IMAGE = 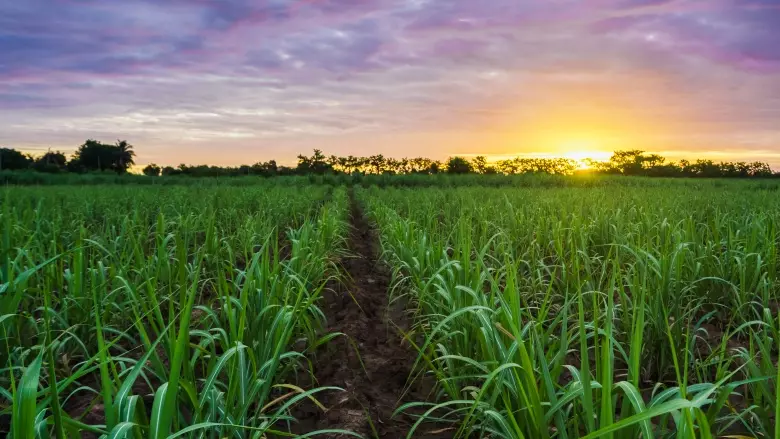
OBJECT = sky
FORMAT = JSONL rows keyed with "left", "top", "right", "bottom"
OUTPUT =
{"left": 2, "top": 0, "right": 780, "bottom": 167}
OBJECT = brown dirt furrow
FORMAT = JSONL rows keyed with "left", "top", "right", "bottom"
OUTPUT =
{"left": 293, "top": 190, "right": 454, "bottom": 439}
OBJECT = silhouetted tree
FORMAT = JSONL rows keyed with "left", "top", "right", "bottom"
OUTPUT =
{"left": 161, "top": 166, "right": 180, "bottom": 176}
{"left": 644, "top": 162, "right": 682, "bottom": 177}
{"left": 689, "top": 159, "right": 722, "bottom": 178}
{"left": 10, "top": 140, "right": 774, "bottom": 180}
{"left": 641, "top": 154, "right": 665, "bottom": 168}
{"left": 368, "top": 154, "right": 386, "bottom": 174}
{"left": 470, "top": 156, "right": 497, "bottom": 174}
{"left": 747, "top": 162, "right": 772, "bottom": 177}
{"left": 584, "top": 152, "right": 775, "bottom": 178}
{"left": 67, "top": 139, "right": 135, "bottom": 173}
{"left": 446, "top": 156, "right": 473, "bottom": 174}
{"left": 249, "top": 160, "right": 278, "bottom": 176}
{"left": 327, "top": 155, "right": 340, "bottom": 171}
{"left": 608, "top": 150, "right": 647, "bottom": 175}
{"left": 142, "top": 163, "right": 161, "bottom": 176}
{"left": 384, "top": 157, "right": 401, "bottom": 175}
{"left": 495, "top": 159, "right": 519, "bottom": 175}
{"left": 471, "top": 156, "right": 489, "bottom": 174}
{"left": 334, "top": 155, "right": 359, "bottom": 174}
{"left": 494, "top": 157, "right": 577, "bottom": 175}
{"left": 0, "top": 148, "right": 32, "bottom": 170}
{"left": 114, "top": 140, "right": 135, "bottom": 172}
{"left": 297, "top": 149, "right": 332, "bottom": 174}
{"left": 334, "top": 155, "right": 356, "bottom": 174}
{"left": 33, "top": 150, "right": 67, "bottom": 173}
{"left": 71, "top": 139, "right": 108, "bottom": 171}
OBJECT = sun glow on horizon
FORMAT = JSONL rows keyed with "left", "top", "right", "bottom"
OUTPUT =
{"left": 556, "top": 142, "right": 613, "bottom": 169}
{"left": 471, "top": 139, "right": 613, "bottom": 170}
{"left": 478, "top": 81, "right": 670, "bottom": 170}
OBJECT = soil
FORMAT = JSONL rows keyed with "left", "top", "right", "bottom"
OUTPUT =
{"left": 292, "top": 190, "right": 455, "bottom": 438}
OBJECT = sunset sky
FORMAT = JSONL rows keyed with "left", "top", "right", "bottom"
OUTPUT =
{"left": 2, "top": 0, "right": 780, "bottom": 167}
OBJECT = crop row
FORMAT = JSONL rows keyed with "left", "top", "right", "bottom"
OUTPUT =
{"left": 1, "top": 185, "right": 352, "bottom": 438}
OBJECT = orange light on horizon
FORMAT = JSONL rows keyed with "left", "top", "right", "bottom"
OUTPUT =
{"left": 474, "top": 74, "right": 677, "bottom": 166}
{"left": 555, "top": 140, "right": 613, "bottom": 168}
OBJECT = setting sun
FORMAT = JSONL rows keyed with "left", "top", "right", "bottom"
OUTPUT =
{"left": 556, "top": 144, "right": 613, "bottom": 169}
{"left": 477, "top": 81, "right": 672, "bottom": 171}
{"left": 553, "top": 140, "right": 609, "bottom": 165}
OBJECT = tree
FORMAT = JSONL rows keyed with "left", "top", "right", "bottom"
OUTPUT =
{"left": 296, "top": 149, "right": 332, "bottom": 174}
{"left": 66, "top": 157, "right": 85, "bottom": 173}
{"left": 384, "top": 157, "right": 400, "bottom": 174}
{"left": 69, "top": 139, "right": 135, "bottom": 173}
{"left": 496, "top": 159, "right": 519, "bottom": 175}
{"left": 689, "top": 159, "right": 721, "bottom": 178}
{"left": 142, "top": 163, "right": 161, "bottom": 176}
{"left": 71, "top": 140, "right": 115, "bottom": 172}
{"left": 608, "top": 150, "right": 646, "bottom": 175}
{"left": 678, "top": 159, "right": 693, "bottom": 176}
{"left": 641, "top": 154, "right": 665, "bottom": 168}
{"left": 408, "top": 158, "right": 426, "bottom": 173}
{"left": 337, "top": 155, "right": 361, "bottom": 174}
{"left": 45, "top": 145, "right": 775, "bottom": 179}
{"left": 470, "top": 156, "right": 498, "bottom": 174}
{"left": 33, "top": 150, "right": 67, "bottom": 173}
{"left": 114, "top": 140, "right": 135, "bottom": 172}
{"left": 327, "top": 155, "right": 340, "bottom": 171}
{"left": 748, "top": 162, "right": 772, "bottom": 177}
{"left": 471, "top": 156, "right": 489, "bottom": 174}
{"left": 0, "top": 148, "right": 33, "bottom": 171}
{"left": 446, "top": 156, "right": 473, "bottom": 174}
{"left": 161, "top": 166, "right": 179, "bottom": 176}
{"left": 644, "top": 162, "right": 682, "bottom": 177}
{"left": 368, "top": 154, "right": 386, "bottom": 174}
{"left": 251, "top": 160, "right": 278, "bottom": 176}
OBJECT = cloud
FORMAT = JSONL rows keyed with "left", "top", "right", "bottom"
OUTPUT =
{"left": 0, "top": 0, "right": 779, "bottom": 165}
{"left": 614, "top": 0, "right": 677, "bottom": 9}
{"left": 591, "top": 2, "right": 780, "bottom": 71}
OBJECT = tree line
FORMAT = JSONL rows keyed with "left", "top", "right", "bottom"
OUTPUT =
{"left": 584, "top": 150, "right": 774, "bottom": 178}
{"left": 0, "top": 140, "right": 135, "bottom": 173}
{"left": 1, "top": 141, "right": 776, "bottom": 178}
{"left": 143, "top": 149, "right": 777, "bottom": 178}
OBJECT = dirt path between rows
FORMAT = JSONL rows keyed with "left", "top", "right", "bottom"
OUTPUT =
{"left": 293, "top": 190, "right": 454, "bottom": 439}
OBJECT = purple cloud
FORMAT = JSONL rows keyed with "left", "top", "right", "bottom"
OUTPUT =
{"left": 0, "top": 0, "right": 779, "bottom": 166}
{"left": 591, "top": 3, "right": 780, "bottom": 71}
{"left": 615, "top": 0, "right": 677, "bottom": 9}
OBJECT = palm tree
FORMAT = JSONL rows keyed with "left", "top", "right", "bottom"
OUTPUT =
{"left": 115, "top": 140, "right": 135, "bottom": 172}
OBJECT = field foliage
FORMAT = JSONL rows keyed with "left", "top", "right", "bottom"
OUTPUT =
{"left": 360, "top": 182, "right": 780, "bottom": 438}
{"left": 1, "top": 184, "right": 351, "bottom": 437}
{"left": 2, "top": 178, "right": 780, "bottom": 438}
